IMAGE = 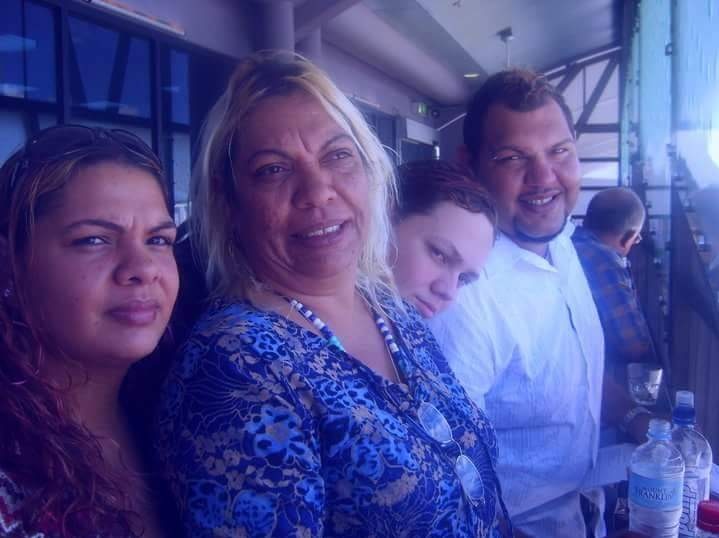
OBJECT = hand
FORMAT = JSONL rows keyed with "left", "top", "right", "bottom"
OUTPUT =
{"left": 626, "top": 411, "right": 652, "bottom": 444}
{"left": 626, "top": 410, "right": 671, "bottom": 445}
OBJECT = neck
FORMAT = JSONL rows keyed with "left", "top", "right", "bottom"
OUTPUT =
{"left": 253, "top": 264, "right": 360, "bottom": 314}
{"left": 515, "top": 238, "right": 550, "bottom": 258}
{"left": 263, "top": 278, "right": 358, "bottom": 321}
{"left": 44, "top": 358, "right": 127, "bottom": 437}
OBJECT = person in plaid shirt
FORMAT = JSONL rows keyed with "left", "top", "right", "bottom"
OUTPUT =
{"left": 572, "top": 187, "right": 658, "bottom": 385}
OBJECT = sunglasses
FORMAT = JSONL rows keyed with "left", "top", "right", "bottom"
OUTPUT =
{"left": 8, "top": 124, "right": 159, "bottom": 195}
{"left": 417, "top": 401, "right": 487, "bottom": 505}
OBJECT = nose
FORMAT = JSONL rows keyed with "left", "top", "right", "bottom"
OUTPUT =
{"left": 430, "top": 271, "right": 459, "bottom": 304}
{"left": 114, "top": 243, "right": 159, "bottom": 286}
{"left": 293, "top": 161, "right": 336, "bottom": 209}
{"left": 526, "top": 155, "right": 556, "bottom": 187}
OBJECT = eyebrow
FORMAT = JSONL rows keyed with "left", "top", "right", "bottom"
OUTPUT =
{"left": 245, "top": 133, "right": 355, "bottom": 164}
{"left": 489, "top": 137, "right": 576, "bottom": 155}
{"left": 431, "top": 236, "right": 462, "bottom": 262}
{"left": 64, "top": 219, "right": 176, "bottom": 233}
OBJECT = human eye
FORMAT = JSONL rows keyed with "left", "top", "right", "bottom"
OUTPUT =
{"left": 147, "top": 234, "right": 175, "bottom": 247}
{"left": 323, "top": 147, "right": 356, "bottom": 167}
{"left": 253, "top": 163, "right": 289, "bottom": 178}
{"left": 428, "top": 244, "right": 447, "bottom": 265}
{"left": 492, "top": 152, "right": 526, "bottom": 166}
{"left": 458, "top": 273, "right": 478, "bottom": 287}
{"left": 551, "top": 144, "right": 573, "bottom": 158}
{"left": 72, "top": 236, "right": 108, "bottom": 247}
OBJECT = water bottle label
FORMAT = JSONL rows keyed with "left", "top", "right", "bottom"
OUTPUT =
{"left": 678, "top": 476, "right": 709, "bottom": 537}
{"left": 629, "top": 472, "right": 683, "bottom": 511}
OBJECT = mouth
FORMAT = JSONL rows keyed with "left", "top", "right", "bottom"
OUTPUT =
{"left": 107, "top": 300, "right": 161, "bottom": 326}
{"left": 292, "top": 220, "right": 348, "bottom": 245}
{"left": 519, "top": 192, "right": 561, "bottom": 211}
{"left": 296, "top": 223, "right": 342, "bottom": 238}
{"left": 414, "top": 296, "right": 437, "bottom": 318}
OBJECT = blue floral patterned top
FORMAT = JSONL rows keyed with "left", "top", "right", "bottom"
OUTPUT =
{"left": 156, "top": 296, "right": 507, "bottom": 537}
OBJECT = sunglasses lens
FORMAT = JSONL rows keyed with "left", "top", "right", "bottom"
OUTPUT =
{"left": 455, "top": 454, "right": 484, "bottom": 503}
{"left": 418, "top": 402, "right": 453, "bottom": 444}
{"left": 25, "top": 125, "right": 96, "bottom": 161}
{"left": 9, "top": 126, "right": 158, "bottom": 194}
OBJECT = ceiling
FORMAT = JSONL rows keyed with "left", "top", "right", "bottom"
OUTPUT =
{"left": 323, "top": 0, "right": 622, "bottom": 105}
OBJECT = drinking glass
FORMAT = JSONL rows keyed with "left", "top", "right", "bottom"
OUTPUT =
{"left": 626, "top": 363, "right": 663, "bottom": 406}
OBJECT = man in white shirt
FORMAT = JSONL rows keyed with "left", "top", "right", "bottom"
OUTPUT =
{"left": 429, "top": 69, "right": 619, "bottom": 536}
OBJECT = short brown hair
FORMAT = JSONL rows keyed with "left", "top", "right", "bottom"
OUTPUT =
{"left": 395, "top": 159, "right": 497, "bottom": 235}
{"left": 463, "top": 69, "right": 575, "bottom": 161}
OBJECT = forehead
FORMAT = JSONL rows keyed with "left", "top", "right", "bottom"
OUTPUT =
{"left": 408, "top": 201, "right": 490, "bottom": 240}
{"left": 51, "top": 162, "right": 166, "bottom": 218}
{"left": 238, "top": 91, "right": 345, "bottom": 151}
{"left": 481, "top": 101, "right": 573, "bottom": 148}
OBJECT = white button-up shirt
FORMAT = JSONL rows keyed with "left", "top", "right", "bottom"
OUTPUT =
{"left": 429, "top": 223, "right": 604, "bottom": 537}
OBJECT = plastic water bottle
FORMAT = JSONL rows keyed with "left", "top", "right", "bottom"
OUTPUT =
{"left": 672, "top": 390, "right": 713, "bottom": 537}
{"left": 629, "top": 418, "right": 685, "bottom": 537}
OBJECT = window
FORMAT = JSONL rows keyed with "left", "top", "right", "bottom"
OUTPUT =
{"left": 68, "top": 16, "right": 151, "bottom": 119}
{"left": 162, "top": 47, "right": 191, "bottom": 222}
{"left": 0, "top": 0, "right": 58, "bottom": 163}
{"left": 0, "top": 0, "right": 238, "bottom": 223}
{"left": 0, "top": 0, "right": 56, "bottom": 103}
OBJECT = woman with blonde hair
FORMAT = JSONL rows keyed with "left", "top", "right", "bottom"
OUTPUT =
{"left": 0, "top": 125, "right": 180, "bottom": 536}
{"left": 156, "top": 52, "right": 510, "bottom": 537}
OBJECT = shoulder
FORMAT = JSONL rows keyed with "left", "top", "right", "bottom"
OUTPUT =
{"left": 572, "top": 226, "right": 618, "bottom": 264}
{"left": 429, "top": 276, "right": 505, "bottom": 342}
{"left": 180, "top": 298, "right": 311, "bottom": 367}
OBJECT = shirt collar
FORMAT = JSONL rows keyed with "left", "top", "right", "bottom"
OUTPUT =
{"left": 486, "top": 219, "right": 574, "bottom": 278}
{"left": 574, "top": 225, "right": 627, "bottom": 267}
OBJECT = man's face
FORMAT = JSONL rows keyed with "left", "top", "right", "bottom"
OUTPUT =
{"left": 473, "top": 101, "right": 581, "bottom": 254}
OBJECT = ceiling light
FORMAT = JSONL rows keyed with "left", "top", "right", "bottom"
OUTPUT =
{"left": 463, "top": 73, "right": 480, "bottom": 79}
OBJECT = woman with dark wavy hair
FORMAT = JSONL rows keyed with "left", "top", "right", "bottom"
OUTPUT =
{"left": 0, "top": 125, "right": 179, "bottom": 537}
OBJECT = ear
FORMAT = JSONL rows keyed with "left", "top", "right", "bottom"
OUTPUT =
{"left": 619, "top": 229, "right": 635, "bottom": 249}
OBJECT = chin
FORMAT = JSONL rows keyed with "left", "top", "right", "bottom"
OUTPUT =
{"left": 103, "top": 335, "right": 164, "bottom": 365}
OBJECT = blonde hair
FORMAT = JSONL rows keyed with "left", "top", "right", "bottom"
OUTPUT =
{"left": 191, "top": 51, "right": 400, "bottom": 309}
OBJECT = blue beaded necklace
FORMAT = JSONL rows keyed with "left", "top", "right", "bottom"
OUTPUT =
{"left": 281, "top": 294, "right": 512, "bottom": 532}
{"left": 283, "top": 296, "right": 403, "bottom": 377}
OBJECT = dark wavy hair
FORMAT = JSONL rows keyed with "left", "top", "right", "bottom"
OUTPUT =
{"left": 0, "top": 125, "right": 168, "bottom": 537}
{"left": 395, "top": 159, "right": 498, "bottom": 237}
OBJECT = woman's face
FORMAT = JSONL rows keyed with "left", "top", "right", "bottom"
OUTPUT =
{"left": 23, "top": 161, "right": 179, "bottom": 370}
{"left": 392, "top": 201, "right": 494, "bottom": 318}
{"left": 232, "top": 91, "right": 370, "bottom": 294}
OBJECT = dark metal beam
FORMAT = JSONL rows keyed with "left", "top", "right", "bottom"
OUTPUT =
{"left": 555, "top": 63, "right": 581, "bottom": 94}
{"left": 579, "top": 122, "right": 620, "bottom": 134}
{"left": 580, "top": 157, "right": 619, "bottom": 163}
{"left": 542, "top": 44, "right": 621, "bottom": 77}
{"left": 107, "top": 33, "right": 131, "bottom": 114}
{"left": 57, "top": 3, "right": 72, "bottom": 123}
{"left": 295, "top": 0, "right": 361, "bottom": 42}
{"left": 575, "top": 55, "right": 619, "bottom": 138}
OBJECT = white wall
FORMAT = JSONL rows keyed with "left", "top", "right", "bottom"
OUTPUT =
{"left": 323, "top": 43, "right": 435, "bottom": 125}
{"left": 108, "top": 0, "right": 253, "bottom": 58}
